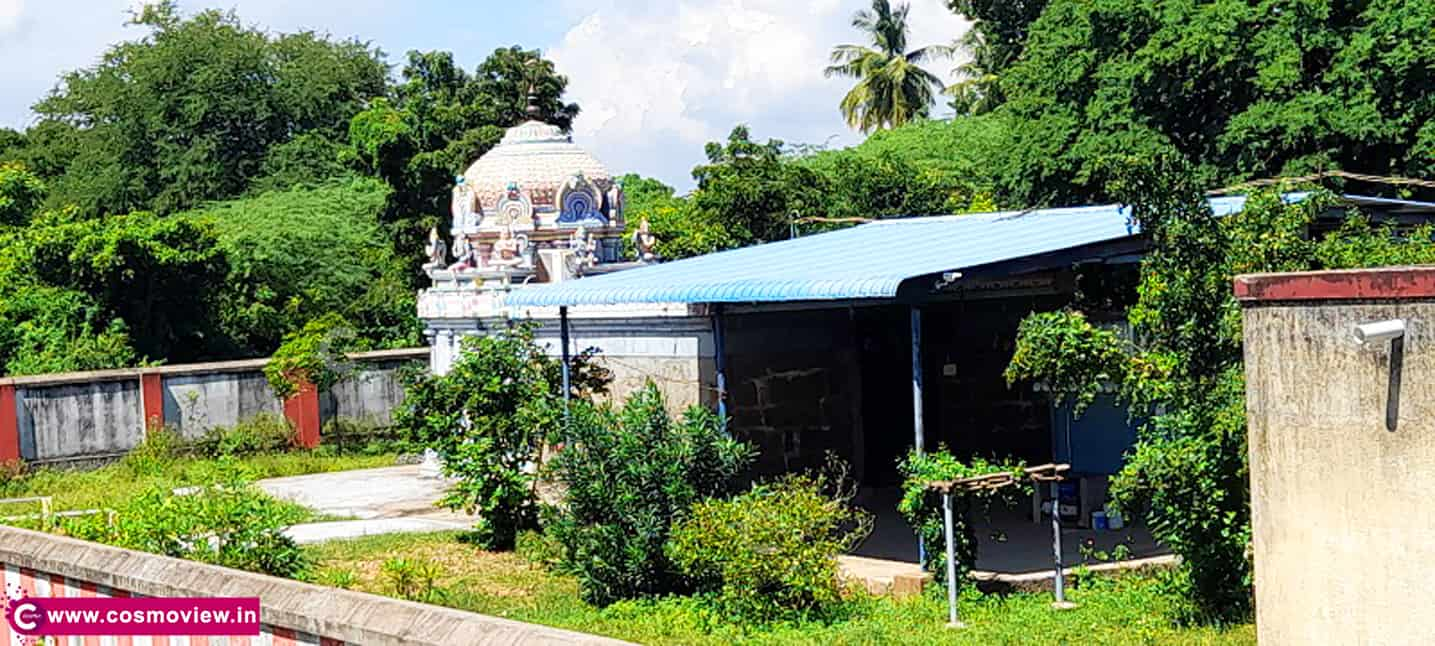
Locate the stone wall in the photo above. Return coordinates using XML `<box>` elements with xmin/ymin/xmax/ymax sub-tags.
<box><xmin>0</xmin><ymin>526</ymin><xmax>625</xmax><ymax>645</ymax></box>
<box><xmin>1237</xmin><ymin>267</ymin><xmax>1435</xmax><ymax>645</ymax></box>
<box><xmin>725</xmin><ymin>308</ymin><xmax>861</xmax><ymax>476</ymax></box>
<box><xmin>428</xmin><ymin>312</ymin><xmax>717</xmax><ymax>417</ymax></box>
<box><xmin>547</xmin><ymin>316</ymin><xmax>716</xmax><ymax>414</ymax></box>
<box><xmin>0</xmin><ymin>349</ymin><xmax>425</xmax><ymax>465</ymax></box>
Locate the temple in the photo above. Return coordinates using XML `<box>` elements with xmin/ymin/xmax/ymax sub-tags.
<box><xmin>417</xmin><ymin>106</ymin><xmax>665</xmax><ymax>375</ymax></box>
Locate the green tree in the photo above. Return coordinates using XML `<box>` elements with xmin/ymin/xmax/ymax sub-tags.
<box><xmin>993</xmin><ymin>0</ymin><xmax>1435</xmax><ymax>206</ymax></box>
<box><xmin>690</xmin><ymin>126</ymin><xmax>825</xmax><ymax>247</ymax></box>
<box><xmin>31</xmin><ymin>2</ymin><xmax>386</xmax><ymax>216</ymax></box>
<box><xmin>825</xmin><ymin>0</ymin><xmax>953</xmax><ymax>133</ymax></box>
<box><xmin>192</xmin><ymin>179</ymin><xmax>419</xmax><ymax>355</ymax></box>
<box><xmin>0</xmin><ymin>163</ymin><xmax>45</xmax><ymax>227</ymax></box>
<box><xmin>943</xmin><ymin>0</ymin><xmax>1049</xmax><ymax>114</ymax></box>
<box><xmin>1006</xmin><ymin>157</ymin><xmax>1435</xmax><ymax>621</ymax></box>
<box><xmin>20</xmin><ymin>210</ymin><xmax>230</xmax><ymax>365</ymax></box>
<box><xmin>349</xmin><ymin>47</ymin><xmax>577</xmax><ymax>281</ymax></box>
<box><xmin>393</xmin><ymin>326</ymin><xmax>607</xmax><ymax>550</ymax></box>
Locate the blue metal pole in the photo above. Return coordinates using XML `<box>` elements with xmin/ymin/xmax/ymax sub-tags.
<box><xmin>911</xmin><ymin>306</ymin><xmax>925</xmax><ymax>454</ymax></box>
<box><xmin>912</xmin><ymin>305</ymin><xmax>926</xmax><ymax>565</ymax></box>
<box><xmin>713</xmin><ymin>304</ymin><xmax>728</xmax><ymax>428</ymax></box>
<box><xmin>559</xmin><ymin>306</ymin><xmax>571</xmax><ymax>414</ymax></box>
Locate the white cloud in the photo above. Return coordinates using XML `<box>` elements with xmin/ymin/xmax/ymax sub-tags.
<box><xmin>550</xmin><ymin>0</ymin><xmax>970</xmax><ymax>190</ymax></box>
<box><xmin>0</xmin><ymin>0</ymin><xmax>21</xmax><ymax>34</ymax></box>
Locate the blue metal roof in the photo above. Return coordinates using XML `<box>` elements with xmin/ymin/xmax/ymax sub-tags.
<box><xmin>507</xmin><ymin>196</ymin><xmax>1260</xmax><ymax>307</ymax></box>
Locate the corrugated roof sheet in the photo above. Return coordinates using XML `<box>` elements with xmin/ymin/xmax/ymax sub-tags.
<box><xmin>506</xmin><ymin>196</ymin><xmax>1261</xmax><ymax>307</ymax></box>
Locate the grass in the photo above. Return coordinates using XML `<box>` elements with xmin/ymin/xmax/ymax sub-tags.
<box><xmin>307</xmin><ymin>532</ymin><xmax>1256</xmax><ymax>646</ymax></box>
<box><xmin>0</xmin><ymin>444</ymin><xmax>397</xmax><ymax>518</ymax></box>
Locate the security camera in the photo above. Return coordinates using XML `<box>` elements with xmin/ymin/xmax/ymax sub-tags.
<box><xmin>1355</xmin><ymin>319</ymin><xmax>1406</xmax><ymax>344</ymax></box>
<box><xmin>934</xmin><ymin>271</ymin><xmax>964</xmax><ymax>291</ymax></box>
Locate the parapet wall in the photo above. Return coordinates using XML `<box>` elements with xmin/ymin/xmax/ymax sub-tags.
<box><xmin>0</xmin><ymin>349</ymin><xmax>426</xmax><ymax>465</ymax></box>
<box><xmin>1237</xmin><ymin>267</ymin><xmax>1435</xmax><ymax>645</ymax></box>
<box><xmin>0</xmin><ymin>525</ymin><xmax>626</xmax><ymax>645</ymax></box>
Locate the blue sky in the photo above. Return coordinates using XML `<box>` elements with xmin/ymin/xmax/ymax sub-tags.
<box><xmin>0</xmin><ymin>0</ymin><xmax>970</xmax><ymax>190</ymax></box>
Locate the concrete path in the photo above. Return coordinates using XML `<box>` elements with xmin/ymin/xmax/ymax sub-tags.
<box><xmin>257</xmin><ymin>465</ymin><xmax>476</xmax><ymax>544</ymax></box>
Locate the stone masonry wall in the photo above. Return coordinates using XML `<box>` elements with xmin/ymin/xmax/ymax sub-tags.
<box><xmin>724</xmin><ymin>308</ymin><xmax>860</xmax><ymax>476</ymax></box>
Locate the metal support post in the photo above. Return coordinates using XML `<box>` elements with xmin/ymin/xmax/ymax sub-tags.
<box><xmin>559</xmin><ymin>306</ymin><xmax>572</xmax><ymax>415</ymax></box>
<box><xmin>713</xmin><ymin>304</ymin><xmax>728</xmax><ymax>429</ymax></box>
<box><xmin>910</xmin><ymin>306</ymin><xmax>925</xmax><ymax>453</ymax></box>
<box><xmin>1051</xmin><ymin>479</ymin><xmax>1076</xmax><ymax>609</ymax></box>
<box><xmin>943</xmin><ymin>490</ymin><xmax>964</xmax><ymax>628</ymax></box>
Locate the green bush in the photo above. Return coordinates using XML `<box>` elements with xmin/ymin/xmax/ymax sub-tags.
<box><xmin>321</xmin><ymin>416</ymin><xmax>403</xmax><ymax>455</ymax></box>
<box><xmin>264</xmin><ymin>312</ymin><xmax>356</xmax><ymax>400</ymax></box>
<box><xmin>515</xmin><ymin>529</ymin><xmax>564</xmax><ymax>568</ymax></box>
<box><xmin>668</xmin><ymin>469</ymin><xmax>871</xmax><ymax>622</ymax></box>
<box><xmin>381</xmin><ymin>557</ymin><xmax>446</xmax><ymax>603</ymax></box>
<box><xmin>79</xmin><ymin>467</ymin><xmax>311</xmax><ymax>578</ymax></box>
<box><xmin>548</xmin><ymin>382</ymin><xmax>752</xmax><ymax>606</ymax></box>
<box><xmin>194</xmin><ymin>414</ymin><xmax>297</xmax><ymax>457</ymax></box>
<box><xmin>897</xmin><ymin>448</ymin><xmax>1026</xmax><ymax>588</ymax></box>
<box><xmin>393</xmin><ymin>325</ymin><xmax>608</xmax><ymax>550</ymax></box>
<box><xmin>118</xmin><ymin>427</ymin><xmax>185</xmax><ymax>477</ymax></box>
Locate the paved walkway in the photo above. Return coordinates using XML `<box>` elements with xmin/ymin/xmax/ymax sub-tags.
<box><xmin>257</xmin><ymin>465</ymin><xmax>475</xmax><ymax>544</ymax></box>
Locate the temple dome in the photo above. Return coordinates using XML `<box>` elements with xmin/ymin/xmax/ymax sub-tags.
<box><xmin>462</xmin><ymin>120</ymin><xmax>613</xmax><ymax>212</ymax></box>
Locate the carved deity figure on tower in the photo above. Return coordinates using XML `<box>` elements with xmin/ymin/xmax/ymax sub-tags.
<box><xmin>571</xmin><ymin>224</ymin><xmax>598</xmax><ymax>271</ymax></box>
<box><xmin>607</xmin><ymin>180</ymin><xmax>625</xmax><ymax>226</ymax></box>
<box><xmin>632</xmin><ymin>218</ymin><xmax>658</xmax><ymax>263</ymax></box>
<box><xmin>451</xmin><ymin>176</ymin><xmax>480</xmax><ymax>235</ymax></box>
<box><xmin>423</xmin><ymin>227</ymin><xmax>447</xmax><ymax>270</ymax></box>
<box><xmin>489</xmin><ymin>227</ymin><xmax>524</xmax><ymax>269</ymax></box>
<box><xmin>447</xmin><ymin>235</ymin><xmax>477</xmax><ymax>272</ymax></box>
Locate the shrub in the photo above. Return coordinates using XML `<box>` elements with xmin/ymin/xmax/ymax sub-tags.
<box><xmin>264</xmin><ymin>312</ymin><xmax>356</xmax><ymax>401</ymax></box>
<box><xmin>315</xmin><ymin>567</ymin><xmax>358</xmax><ymax>589</ymax></box>
<box><xmin>321</xmin><ymin>416</ymin><xmax>403</xmax><ymax>455</ymax></box>
<box><xmin>668</xmin><ymin>467</ymin><xmax>871</xmax><ymax>622</ymax></box>
<box><xmin>107</xmin><ymin>468</ymin><xmax>310</xmax><ymax>578</ymax></box>
<box><xmin>392</xmin><ymin>325</ymin><xmax>609</xmax><ymax>550</ymax></box>
<box><xmin>897</xmin><ymin>448</ymin><xmax>1026</xmax><ymax>588</ymax></box>
<box><xmin>547</xmin><ymin>382</ymin><xmax>753</xmax><ymax>606</ymax></box>
<box><xmin>194</xmin><ymin>414</ymin><xmax>296</xmax><ymax>457</ymax></box>
<box><xmin>118</xmin><ymin>427</ymin><xmax>185</xmax><ymax>477</ymax></box>
<box><xmin>381</xmin><ymin>557</ymin><xmax>446</xmax><ymax>602</ymax></box>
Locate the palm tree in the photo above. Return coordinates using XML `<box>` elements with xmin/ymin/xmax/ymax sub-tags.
<box><xmin>825</xmin><ymin>0</ymin><xmax>953</xmax><ymax>133</ymax></box>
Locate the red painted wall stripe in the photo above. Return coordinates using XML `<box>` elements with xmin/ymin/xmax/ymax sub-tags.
<box><xmin>1235</xmin><ymin>266</ymin><xmax>1435</xmax><ymax>302</ymax></box>
<box><xmin>271</xmin><ymin>626</ymin><xmax>298</xmax><ymax>646</ymax></box>
<box><xmin>139</xmin><ymin>372</ymin><xmax>164</xmax><ymax>434</ymax></box>
<box><xmin>0</xmin><ymin>383</ymin><xmax>19</xmax><ymax>462</ymax></box>
<box><xmin>282</xmin><ymin>379</ymin><xmax>322</xmax><ymax>449</ymax></box>
<box><xmin>79</xmin><ymin>581</ymin><xmax>99</xmax><ymax>646</ymax></box>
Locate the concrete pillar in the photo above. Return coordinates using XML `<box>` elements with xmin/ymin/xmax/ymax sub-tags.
<box><xmin>139</xmin><ymin>371</ymin><xmax>164</xmax><ymax>434</ymax></box>
<box><xmin>437</xmin><ymin>330</ymin><xmax>456</xmax><ymax>375</ymax></box>
<box><xmin>283</xmin><ymin>378</ymin><xmax>322</xmax><ymax>449</ymax></box>
<box><xmin>0</xmin><ymin>383</ymin><xmax>18</xmax><ymax>462</ymax></box>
